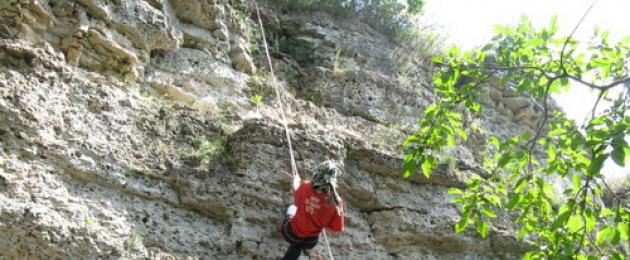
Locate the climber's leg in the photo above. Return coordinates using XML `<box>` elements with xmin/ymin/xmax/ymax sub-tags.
<box><xmin>281</xmin><ymin>213</ymin><xmax>304</xmax><ymax>260</ymax></box>
<box><xmin>301</xmin><ymin>235</ymin><xmax>319</xmax><ymax>259</ymax></box>
<box><xmin>280</xmin><ymin>205</ymin><xmax>319</xmax><ymax>260</ymax></box>
<box><xmin>282</xmin><ymin>243</ymin><xmax>302</xmax><ymax>260</ymax></box>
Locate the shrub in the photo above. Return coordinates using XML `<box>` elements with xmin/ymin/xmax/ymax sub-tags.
<box><xmin>264</xmin><ymin>0</ymin><xmax>425</xmax><ymax>38</ymax></box>
<box><xmin>180</xmin><ymin>134</ymin><xmax>227</xmax><ymax>162</ymax></box>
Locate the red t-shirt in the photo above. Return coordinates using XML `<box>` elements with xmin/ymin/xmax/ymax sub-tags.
<box><xmin>290</xmin><ymin>181</ymin><xmax>344</xmax><ymax>238</ymax></box>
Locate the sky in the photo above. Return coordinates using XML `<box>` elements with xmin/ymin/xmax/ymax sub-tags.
<box><xmin>422</xmin><ymin>0</ymin><xmax>629</xmax><ymax>180</ymax></box>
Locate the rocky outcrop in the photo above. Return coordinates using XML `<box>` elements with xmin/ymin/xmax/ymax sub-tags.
<box><xmin>0</xmin><ymin>1</ymin><xmax>544</xmax><ymax>259</ymax></box>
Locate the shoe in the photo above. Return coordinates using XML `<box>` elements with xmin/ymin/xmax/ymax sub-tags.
<box><xmin>304</xmin><ymin>249</ymin><xmax>322</xmax><ymax>260</ymax></box>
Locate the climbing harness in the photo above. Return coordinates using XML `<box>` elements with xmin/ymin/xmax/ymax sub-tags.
<box><xmin>254</xmin><ymin>3</ymin><xmax>335</xmax><ymax>260</ymax></box>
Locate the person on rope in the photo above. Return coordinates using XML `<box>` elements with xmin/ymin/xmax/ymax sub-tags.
<box><xmin>280</xmin><ymin>161</ymin><xmax>345</xmax><ymax>260</ymax></box>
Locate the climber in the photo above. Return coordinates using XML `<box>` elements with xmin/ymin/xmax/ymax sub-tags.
<box><xmin>280</xmin><ymin>161</ymin><xmax>345</xmax><ymax>260</ymax></box>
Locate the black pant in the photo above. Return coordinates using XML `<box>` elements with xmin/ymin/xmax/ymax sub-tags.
<box><xmin>281</xmin><ymin>216</ymin><xmax>319</xmax><ymax>260</ymax></box>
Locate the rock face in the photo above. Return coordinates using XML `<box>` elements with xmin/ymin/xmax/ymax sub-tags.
<box><xmin>0</xmin><ymin>1</ymin><xmax>542</xmax><ymax>259</ymax></box>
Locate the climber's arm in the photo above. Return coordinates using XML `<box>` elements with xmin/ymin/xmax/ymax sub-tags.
<box><xmin>325</xmin><ymin>200</ymin><xmax>344</xmax><ymax>236</ymax></box>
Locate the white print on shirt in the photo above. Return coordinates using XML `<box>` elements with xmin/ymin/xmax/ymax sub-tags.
<box><xmin>305</xmin><ymin>196</ymin><xmax>321</xmax><ymax>215</ymax></box>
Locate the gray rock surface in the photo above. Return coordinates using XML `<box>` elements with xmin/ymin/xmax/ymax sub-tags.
<box><xmin>0</xmin><ymin>1</ymin><xmax>544</xmax><ymax>259</ymax></box>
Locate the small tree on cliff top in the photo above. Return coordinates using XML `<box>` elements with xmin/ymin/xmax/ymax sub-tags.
<box><xmin>402</xmin><ymin>9</ymin><xmax>629</xmax><ymax>260</ymax></box>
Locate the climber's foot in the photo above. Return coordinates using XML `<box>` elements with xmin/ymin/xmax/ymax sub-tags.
<box><xmin>304</xmin><ymin>249</ymin><xmax>321</xmax><ymax>260</ymax></box>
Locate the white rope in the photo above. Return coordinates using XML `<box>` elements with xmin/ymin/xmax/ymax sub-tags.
<box><xmin>322</xmin><ymin>230</ymin><xmax>335</xmax><ymax>260</ymax></box>
<box><xmin>254</xmin><ymin>3</ymin><xmax>298</xmax><ymax>178</ymax></box>
<box><xmin>254</xmin><ymin>3</ymin><xmax>334</xmax><ymax>260</ymax></box>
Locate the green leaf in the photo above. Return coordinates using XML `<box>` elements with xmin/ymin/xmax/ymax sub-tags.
<box><xmin>547</xmin><ymin>128</ymin><xmax>566</xmax><ymax>136</ymax></box>
<box><xmin>549</xmin><ymin>79</ymin><xmax>565</xmax><ymax>93</ymax></box>
<box><xmin>454</xmin><ymin>128</ymin><xmax>468</xmax><ymax>141</ymax></box>
<box><xmin>448</xmin><ymin>46</ymin><xmax>460</xmax><ymax>57</ymax></box>
<box><xmin>406</xmin><ymin>0</ymin><xmax>424</xmax><ymax>14</ymax></box>
<box><xmin>402</xmin><ymin>135</ymin><xmax>420</xmax><ymax>146</ymax></box>
<box><xmin>485</xmin><ymin>194</ymin><xmax>501</xmax><ymax>206</ymax></box>
<box><xmin>584</xmin><ymin>209</ymin><xmax>595</xmax><ymax>232</ymax></box>
<box><xmin>611</xmin><ymin>253</ymin><xmax>625</xmax><ymax>260</ymax></box>
<box><xmin>611</xmin><ymin>228</ymin><xmax>621</xmax><ymax>245</ymax></box>
<box><xmin>481</xmin><ymin>205</ymin><xmax>497</xmax><ymax>218</ymax></box>
<box><xmin>475</xmin><ymin>219</ymin><xmax>489</xmax><ymax>238</ymax></box>
<box><xmin>548</xmin><ymin>15</ymin><xmax>558</xmax><ymax>33</ymax></box>
<box><xmin>498</xmin><ymin>153</ymin><xmax>512</xmax><ymax>167</ymax></box>
<box><xmin>468</xmin><ymin>102</ymin><xmax>481</xmax><ymax>112</ymax></box>
<box><xmin>507</xmin><ymin>194</ymin><xmax>522</xmax><ymax>209</ymax></box>
<box><xmin>432</xmin><ymin>56</ymin><xmax>444</xmax><ymax>64</ymax></box>
<box><xmin>448</xmin><ymin>117</ymin><xmax>463</xmax><ymax>127</ymax></box>
<box><xmin>524</xmin><ymin>38</ymin><xmax>544</xmax><ymax>47</ymax></box>
<box><xmin>560</xmin><ymin>77</ymin><xmax>569</xmax><ymax>87</ymax></box>
<box><xmin>402</xmin><ymin>155</ymin><xmax>416</xmax><ymax>178</ymax></box>
<box><xmin>601</xmin><ymin>207</ymin><xmax>614</xmax><ymax>217</ymax></box>
<box><xmin>547</xmin><ymin>145</ymin><xmax>557</xmax><ymax>161</ymax></box>
<box><xmin>589</xmin><ymin>117</ymin><xmax>606</xmax><ymax>126</ymax></box>
<box><xmin>522</xmin><ymin>251</ymin><xmax>541</xmax><ymax>260</ymax></box>
<box><xmin>421</xmin><ymin>159</ymin><xmax>433</xmax><ymax>178</ymax></box>
<box><xmin>576</xmin><ymin>254</ymin><xmax>587</xmax><ymax>260</ymax></box>
<box><xmin>587</xmin><ymin>154</ymin><xmax>608</xmax><ymax>176</ymax></box>
<box><xmin>566</xmin><ymin>215</ymin><xmax>582</xmax><ymax>233</ymax></box>
<box><xmin>611</xmin><ymin>144</ymin><xmax>626</xmax><ymax>166</ymax></box>
<box><xmin>618</xmin><ymin>222</ymin><xmax>629</xmax><ymax>241</ymax></box>
<box><xmin>446</xmin><ymin>134</ymin><xmax>456</xmax><ymax>147</ymax></box>
<box><xmin>447</xmin><ymin>188</ymin><xmax>463</xmax><ymax>195</ymax></box>
<box><xmin>468</xmin><ymin>179</ymin><xmax>481</xmax><ymax>189</ymax></box>
<box><xmin>595</xmin><ymin>226</ymin><xmax>614</xmax><ymax>246</ymax></box>
<box><xmin>424</xmin><ymin>103</ymin><xmax>438</xmax><ymax>116</ymax></box>
<box><xmin>455</xmin><ymin>217</ymin><xmax>469</xmax><ymax>234</ymax></box>
<box><xmin>516</xmin><ymin>226</ymin><xmax>528</xmax><ymax>239</ymax></box>
<box><xmin>514</xmin><ymin>177</ymin><xmax>528</xmax><ymax>193</ymax></box>
<box><xmin>571</xmin><ymin>174</ymin><xmax>581</xmax><ymax>190</ymax></box>
<box><xmin>551</xmin><ymin>210</ymin><xmax>571</xmax><ymax>229</ymax></box>
<box><xmin>541</xmin><ymin>30</ymin><xmax>549</xmax><ymax>41</ymax></box>
<box><xmin>488</xmin><ymin>136</ymin><xmax>500</xmax><ymax>148</ymax></box>
<box><xmin>493</xmin><ymin>24</ymin><xmax>509</xmax><ymax>34</ymax></box>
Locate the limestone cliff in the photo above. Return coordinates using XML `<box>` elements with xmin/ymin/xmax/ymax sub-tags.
<box><xmin>0</xmin><ymin>1</ymin><xmax>545</xmax><ymax>259</ymax></box>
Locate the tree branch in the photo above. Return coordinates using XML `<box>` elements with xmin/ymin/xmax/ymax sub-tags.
<box><xmin>452</xmin><ymin>64</ymin><xmax>554</xmax><ymax>80</ymax></box>
<box><xmin>559</xmin><ymin>0</ymin><xmax>598</xmax><ymax>74</ymax></box>
<box><xmin>590</xmin><ymin>90</ymin><xmax>606</xmax><ymax>120</ymax></box>
<box><xmin>527</xmin><ymin>75</ymin><xmax>560</xmax><ymax>154</ymax></box>
<box><xmin>568</xmin><ymin>75</ymin><xmax>630</xmax><ymax>91</ymax></box>
<box><xmin>585</xmin><ymin>230</ymin><xmax>605</xmax><ymax>256</ymax></box>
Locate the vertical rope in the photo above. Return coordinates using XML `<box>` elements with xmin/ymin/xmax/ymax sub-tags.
<box><xmin>254</xmin><ymin>3</ymin><xmax>298</xmax><ymax>178</ymax></box>
<box><xmin>322</xmin><ymin>230</ymin><xmax>335</xmax><ymax>260</ymax></box>
<box><xmin>254</xmin><ymin>3</ymin><xmax>335</xmax><ymax>260</ymax></box>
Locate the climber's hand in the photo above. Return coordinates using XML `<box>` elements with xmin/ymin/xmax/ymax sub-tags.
<box><xmin>292</xmin><ymin>174</ymin><xmax>301</xmax><ymax>192</ymax></box>
<box><xmin>324</xmin><ymin>228</ymin><xmax>339</xmax><ymax>236</ymax></box>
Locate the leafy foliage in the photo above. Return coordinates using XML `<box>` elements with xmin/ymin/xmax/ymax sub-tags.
<box><xmin>180</xmin><ymin>134</ymin><xmax>228</xmax><ymax>162</ymax></box>
<box><xmin>406</xmin><ymin>0</ymin><xmax>424</xmax><ymax>14</ymax></box>
<box><xmin>250</xmin><ymin>94</ymin><xmax>263</xmax><ymax>106</ymax></box>
<box><xmin>265</xmin><ymin>0</ymin><xmax>424</xmax><ymax>37</ymax></box>
<box><xmin>403</xmin><ymin>15</ymin><xmax>629</xmax><ymax>258</ymax></box>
